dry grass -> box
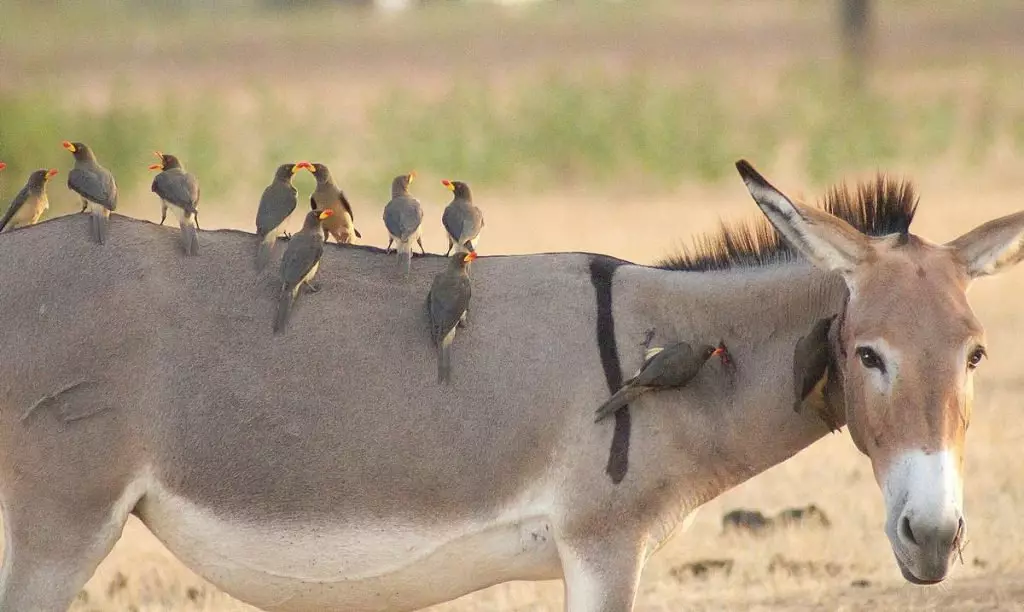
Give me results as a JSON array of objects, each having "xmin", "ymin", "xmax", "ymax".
[{"xmin": 3, "ymin": 1, "xmax": 1024, "ymax": 610}]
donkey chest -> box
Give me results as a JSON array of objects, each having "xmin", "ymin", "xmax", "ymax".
[{"xmin": 137, "ymin": 486, "xmax": 561, "ymax": 612}]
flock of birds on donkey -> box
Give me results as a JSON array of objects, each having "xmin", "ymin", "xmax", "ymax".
[{"xmin": 0, "ymin": 143, "xmax": 756, "ymax": 418}]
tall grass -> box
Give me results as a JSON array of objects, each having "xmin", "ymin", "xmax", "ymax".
[{"xmin": 1, "ymin": 66, "xmax": 1022, "ymax": 215}]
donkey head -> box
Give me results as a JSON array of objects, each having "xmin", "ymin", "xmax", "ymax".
[{"xmin": 737, "ymin": 160, "xmax": 1024, "ymax": 584}]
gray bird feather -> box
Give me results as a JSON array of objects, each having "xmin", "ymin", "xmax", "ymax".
[
  {"xmin": 442, "ymin": 199, "xmax": 484, "ymax": 245},
  {"xmin": 594, "ymin": 341, "xmax": 719, "ymax": 422},
  {"xmin": 256, "ymin": 182, "xmax": 298, "ymax": 238},
  {"xmin": 152, "ymin": 168, "xmax": 200, "ymax": 214},
  {"xmin": 429, "ymin": 255, "xmax": 473, "ymax": 383},
  {"xmin": 0, "ymin": 179, "xmax": 45, "ymax": 232},
  {"xmin": 383, "ymin": 195, "xmax": 424, "ymax": 241},
  {"xmin": 273, "ymin": 212, "xmax": 326, "ymax": 333},
  {"xmin": 792, "ymin": 315, "xmax": 837, "ymax": 412},
  {"xmin": 68, "ymin": 165, "xmax": 117, "ymax": 211}
]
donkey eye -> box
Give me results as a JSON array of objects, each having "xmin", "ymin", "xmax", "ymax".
[
  {"xmin": 855, "ymin": 346, "xmax": 885, "ymax": 372},
  {"xmin": 968, "ymin": 347, "xmax": 986, "ymax": 369}
]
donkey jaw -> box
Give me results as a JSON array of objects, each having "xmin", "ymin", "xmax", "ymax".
[{"xmin": 880, "ymin": 449, "xmax": 965, "ymax": 584}]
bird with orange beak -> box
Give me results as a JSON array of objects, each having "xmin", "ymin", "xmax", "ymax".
[
  {"xmin": 383, "ymin": 171, "xmax": 425, "ymax": 276},
  {"xmin": 306, "ymin": 162, "xmax": 361, "ymax": 245},
  {"xmin": 0, "ymin": 168, "xmax": 58, "ymax": 233},
  {"xmin": 63, "ymin": 141, "xmax": 117, "ymax": 244},
  {"xmin": 273, "ymin": 208, "xmax": 334, "ymax": 333},
  {"xmin": 255, "ymin": 162, "xmax": 310, "ymax": 271},
  {"xmin": 427, "ymin": 247, "xmax": 477, "ymax": 383},
  {"xmin": 594, "ymin": 341, "xmax": 725, "ymax": 422},
  {"xmin": 149, "ymin": 151, "xmax": 201, "ymax": 256},
  {"xmin": 441, "ymin": 179, "xmax": 484, "ymax": 256}
]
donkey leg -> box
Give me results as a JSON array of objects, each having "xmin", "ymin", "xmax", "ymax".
[
  {"xmin": 557, "ymin": 538, "xmax": 644, "ymax": 612},
  {"xmin": 0, "ymin": 494, "xmax": 138, "ymax": 611}
]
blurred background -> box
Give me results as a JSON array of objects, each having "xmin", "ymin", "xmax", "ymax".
[{"xmin": 3, "ymin": 1, "xmax": 1024, "ymax": 610}]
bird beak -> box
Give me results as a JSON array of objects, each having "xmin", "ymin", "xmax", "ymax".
[
  {"xmin": 408, "ymin": 170, "xmax": 416, "ymax": 183},
  {"xmin": 318, "ymin": 209, "xmax": 334, "ymax": 220},
  {"xmin": 295, "ymin": 161, "xmax": 313, "ymax": 174},
  {"xmin": 148, "ymin": 163, "xmax": 163, "ymax": 171},
  {"xmin": 0, "ymin": 162, "xmax": 6, "ymax": 171},
  {"xmin": 46, "ymin": 168, "xmax": 59, "ymax": 179},
  {"xmin": 62, "ymin": 141, "xmax": 76, "ymax": 153},
  {"xmin": 466, "ymin": 251, "xmax": 478, "ymax": 262},
  {"xmin": 442, "ymin": 179, "xmax": 455, "ymax": 192},
  {"xmin": 712, "ymin": 346, "xmax": 726, "ymax": 357}
]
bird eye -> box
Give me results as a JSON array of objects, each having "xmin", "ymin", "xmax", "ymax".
[
  {"xmin": 855, "ymin": 346, "xmax": 885, "ymax": 372},
  {"xmin": 968, "ymin": 346, "xmax": 986, "ymax": 370}
]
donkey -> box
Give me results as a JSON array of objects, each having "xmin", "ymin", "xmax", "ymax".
[{"xmin": 1, "ymin": 160, "xmax": 1023, "ymax": 611}]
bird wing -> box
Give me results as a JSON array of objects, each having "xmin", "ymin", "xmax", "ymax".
[
  {"xmin": 68, "ymin": 166, "xmax": 117, "ymax": 209},
  {"xmin": 443, "ymin": 200, "xmax": 483, "ymax": 242},
  {"xmin": 257, "ymin": 183, "xmax": 297, "ymax": 235},
  {"xmin": 337, "ymin": 190, "xmax": 355, "ymax": 221},
  {"xmin": 794, "ymin": 316, "xmax": 835, "ymax": 404},
  {"xmin": 280, "ymin": 230, "xmax": 324, "ymax": 287},
  {"xmin": 429, "ymin": 273, "xmax": 471, "ymax": 344},
  {"xmin": 152, "ymin": 169, "xmax": 199, "ymax": 212},
  {"xmin": 0, "ymin": 185, "xmax": 31, "ymax": 231},
  {"xmin": 635, "ymin": 342, "xmax": 697, "ymax": 387},
  {"xmin": 383, "ymin": 197, "xmax": 423, "ymax": 240}
]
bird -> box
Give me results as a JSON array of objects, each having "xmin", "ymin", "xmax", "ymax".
[
  {"xmin": 256, "ymin": 161, "xmax": 309, "ymax": 271},
  {"xmin": 273, "ymin": 208, "xmax": 333, "ymax": 334},
  {"xmin": 0, "ymin": 168, "xmax": 58, "ymax": 233},
  {"xmin": 792, "ymin": 315, "xmax": 842, "ymax": 433},
  {"xmin": 63, "ymin": 141, "xmax": 118, "ymax": 244},
  {"xmin": 428, "ymin": 250, "xmax": 476, "ymax": 384},
  {"xmin": 792, "ymin": 316, "xmax": 836, "ymax": 411},
  {"xmin": 383, "ymin": 172, "xmax": 425, "ymax": 276},
  {"xmin": 594, "ymin": 342, "xmax": 724, "ymax": 423},
  {"xmin": 149, "ymin": 152, "xmax": 201, "ymax": 255},
  {"xmin": 441, "ymin": 179, "xmax": 484, "ymax": 256},
  {"xmin": 307, "ymin": 162, "xmax": 361, "ymax": 244}
]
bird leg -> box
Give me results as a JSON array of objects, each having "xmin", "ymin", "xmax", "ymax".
[
  {"xmin": 160, "ymin": 203, "xmax": 167, "ymax": 226},
  {"xmin": 302, "ymin": 280, "xmax": 322, "ymax": 294},
  {"xmin": 445, "ymin": 237, "xmax": 453, "ymax": 256},
  {"xmin": 417, "ymin": 237, "xmax": 426, "ymax": 255},
  {"xmin": 385, "ymin": 238, "xmax": 394, "ymax": 254}
]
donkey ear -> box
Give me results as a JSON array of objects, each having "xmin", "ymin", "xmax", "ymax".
[
  {"xmin": 946, "ymin": 210, "xmax": 1024, "ymax": 279},
  {"xmin": 735, "ymin": 160, "xmax": 872, "ymax": 277}
]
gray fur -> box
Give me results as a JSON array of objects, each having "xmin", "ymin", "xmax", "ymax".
[{"xmin": 0, "ymin": 215, "xmax": 855, "ymax": 611}]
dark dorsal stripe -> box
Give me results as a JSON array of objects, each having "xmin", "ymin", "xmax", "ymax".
[{"xmin": 588, "ymin": 255, "xmax": 632, "ymax": 484}]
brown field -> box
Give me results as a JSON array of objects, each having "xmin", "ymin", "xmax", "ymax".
[{"xmin": 4, "ymin": 1, "xmax": 1024, "ymax": 610}]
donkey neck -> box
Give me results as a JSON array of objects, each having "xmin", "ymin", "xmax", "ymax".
[{"xmin": 618, "ymin": 261, "xmax": 850, "ymax": 505}]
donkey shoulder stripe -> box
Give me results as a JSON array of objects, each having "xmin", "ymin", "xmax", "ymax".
[{"xmin": 588, "ymin": 254, "xmax": 632, "ymax": 484}]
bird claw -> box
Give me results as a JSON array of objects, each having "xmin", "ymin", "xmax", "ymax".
[{"xmin": 304, "ymin": 282, "xmax": 322, "ymax": 294}]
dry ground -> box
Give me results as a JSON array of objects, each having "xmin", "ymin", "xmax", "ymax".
[{"xmin": 39, "ymin": 168, "xmax": 1024, "ymax": 611}]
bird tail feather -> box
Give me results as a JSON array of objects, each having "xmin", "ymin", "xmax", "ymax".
[
  {"xmin": 594, "ymin": 385, "xmax": 645, "ymax": 423},
  {"xmin": 256, "ymin": 234, "xmax": 276, "ymax": 271},
  {"xmin": 272, "ymin": 285, "xmax": 297, "ymax": 333},
  {"xmin": 89, "ymin": 205, "xmax": 108, "ymax": 245},
  {"xmin": 397, "ymin": 240, "xmax": 412, "ymax": 277},
  {"xmin": 437, "ymin": 332, "xmax": 455, "ymax": 384},
  {"xmin": 180, "ymin": 216, "xmax": 199, "ymax": 256}
]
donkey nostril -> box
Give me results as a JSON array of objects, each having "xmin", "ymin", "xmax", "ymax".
[{"xmin": 900, "ymin": 515, "xmax": 919, "ymax": 547}]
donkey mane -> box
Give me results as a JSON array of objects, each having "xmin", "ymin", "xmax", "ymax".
[{"xmin": 658, "ymin": 175, "xmax": 919, "ymax": 272}]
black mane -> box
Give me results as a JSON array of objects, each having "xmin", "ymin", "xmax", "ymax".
[{"xmin": 657, "ymin": 175, "xmax": 919, "ymax": 272}]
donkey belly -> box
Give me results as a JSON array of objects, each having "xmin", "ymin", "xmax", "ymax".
[{"xmin": 136, "ymin": 484, "xmax": 561, "ymax": 612}]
